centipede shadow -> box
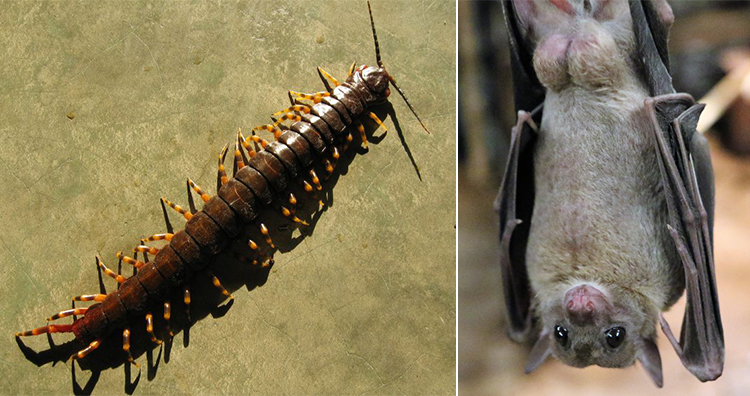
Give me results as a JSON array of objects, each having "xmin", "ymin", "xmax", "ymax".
[{"xmin": 15, "ymin": 104, "xmax": 416, "ymax": 396}]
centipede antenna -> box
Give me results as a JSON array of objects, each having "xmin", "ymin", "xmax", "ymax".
[
  {"xmin": 388, "ymin": 76, "xmax": 431, "ymax": 134},
  {"xmin": 367, "ymin": 1, "xmax": 383, "ymax": 68},
  {"xmin": 367, "ymin": 1, "xmax": 429, "ymax": 135}
]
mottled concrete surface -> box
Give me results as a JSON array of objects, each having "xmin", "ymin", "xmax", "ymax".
[{"xmin": 0, "ymin": 1, "xmax": 456, "ymax": 394}]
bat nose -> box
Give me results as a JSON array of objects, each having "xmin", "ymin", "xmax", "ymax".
[
  {"xmin": 564, "ymin": 284, "xmax": 608, "ymax": 322},
  {"xmin": 566, "ymin": 297, "xmax": 596, "ymax": 320}
]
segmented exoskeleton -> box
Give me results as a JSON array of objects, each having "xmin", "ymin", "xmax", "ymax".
[{"xmin": 15, "ymin": 1, "xmax": 428, "ymax": 372}]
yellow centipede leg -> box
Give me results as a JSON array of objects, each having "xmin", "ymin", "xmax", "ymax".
[
  {"xmin": 272, "ymin": 113, "xmax": 302, "ymax": 128},
  {"xmin": 208, "ymin": 271, "xmax": 234, "ymax": 301},
  {"xmin": 117, "ymin": 251, "xmax": 146, "ymax": 269},
  {"xmin": 217, "ymin": 143, "xmax": 229, "ymax": 192},
  {"xmin": 271, "ymin": 104, "xmax": 311, "ymax": 117},
  {"xmin": 252, "ymin": 124, "xmax": 284, "ymax": 141},
  {"xmin": 187, "ymin": 178, "xmax": 211, "ymax": 203},
  {"xmin": 161, "ymin": 197, "xmax": 193, "ymax": 221},
  {"xmin": 142, "ymin": 233, "xmax": 174, "ymax": 243},
  {"xmin": 145, "ymin": 313, "xmax": 161, "ymax": 345},
  {"xmin": 184, "ymin": 287, "xmax": 191, "ymax": 323},
  {"xmin": 97, "ymin": 256, "xmax": 126, "ymax": 284},
  {"xmin": 123, "ymin": 328, "xmax": 140, "ymax": 368},
  {"xmin": 309, "ymin": 169, "xmax": 323, "ymax": 191},
  {"xmin": 234, "ymin": 139, "xmax": 245, "ymax": 170},
  {"xmin": 72, "ymin": 294, "xmax": 107, "ymax": 303},
  {"xmin": 280, "ymin": 206, "xmax": 309, "ymax": 226},
  {"xmin": 368, "ymin": 112, "xmax": 388, "ymax": 133},
  {"xmin": 164, "ymin": 301, "xmax": 174, "ymax": 337},
  {"xmin": 47, "ymin": 308, "xmax": 88, "ymax": 322},
  {"xmin": 70, "ymin": 339, "xmax": 102, "ymax": 361},
  {"xmin": 288, "ymin": 193, "xmax": 298, "ymax": 213},
  {"xmin": 16, "ymin": 323, "xmax": 74, "ymax": 337},
  {"xmin": 357, "ymin": 122, "xmax": 369, "ymax": 149},
  {"xmin": 289, "ymin": 90, "xmax": 330, "ymax": 104},
  {"xmin": 260, "ymin": 223, "xmax": 275, "ymax": 248},
  {"xmin": 133, "ymin": 245, "xmax": 160, "ymax": 256},
  {"xmin": 238, "ymin": 130, "xmax": 256, "ymax": 158},
  {"xmin": 317, "ymin": 66, "xmax": 340, "ymax": 91}
]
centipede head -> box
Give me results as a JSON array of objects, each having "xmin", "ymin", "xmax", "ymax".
[{"xmin": 365, "ymin": 0, "xmax": 430, "ymax": 134}]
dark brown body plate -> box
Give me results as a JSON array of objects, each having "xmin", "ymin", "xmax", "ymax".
[
  {"xmin": 278, "ymin": 130, "xmax": 314, "ymax": 167},
  {"xmin": 291, "ymin": 121, "xmax": 327, "ymax": 156},
  {"xmin": 248, "ymin": 151, "xmax": 289, "ymax": 193},
  {"xmin": 266, "ymin": 141, "xmax": 301, "ymax": 179}
]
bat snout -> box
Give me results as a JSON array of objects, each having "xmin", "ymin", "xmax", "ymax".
[{"xmin": 564, "ymin": 284, "xmax": 609, "ymax": 322}]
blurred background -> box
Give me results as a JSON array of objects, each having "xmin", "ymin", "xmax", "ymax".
[{"xmin": 458, "ymin": 1, "xmax": 750, "ymax": 394}]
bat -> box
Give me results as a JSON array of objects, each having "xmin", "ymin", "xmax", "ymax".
[{"xmin": 495, "ymin": 0, "xmax": 724, "ymax": 387}]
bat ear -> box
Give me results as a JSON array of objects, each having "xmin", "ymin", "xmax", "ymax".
[
  {"xmin": 524, "ymin": 332, "xmax": 553, "ymax": 374},
  {"xmin": 637, "ymin": 337, "xmax": 664, "ymax": 388}
]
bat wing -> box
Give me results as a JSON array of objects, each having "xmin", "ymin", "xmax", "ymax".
[
  {"xmin": 496, "ymin": 0, "xmax": 546, "ymax": 343},
  {"xmin": 496, "ymin": 0, "xmax": 547, "ymax": 342},
  {"xmin": 495, "ymin": 107, "xmax": 540, "ymax": 342},
  {"xmin": 633, "ymin": 1, "xmax": 724, "ymax": 382}
]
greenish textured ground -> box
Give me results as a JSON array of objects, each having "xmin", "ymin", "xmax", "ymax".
[{"xmin": 0, "ymin": 1, "xmax": 455, "ymax": 394}]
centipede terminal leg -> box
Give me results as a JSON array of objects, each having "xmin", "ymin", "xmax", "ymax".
[{"xmin": 15, "ymin": 323, "xmax": 74, "ymax": 337}]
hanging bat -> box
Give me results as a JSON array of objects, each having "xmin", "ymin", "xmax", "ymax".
[{"xmin": 496, "ymin": 0, "xmax": 724, "ymax": 387}]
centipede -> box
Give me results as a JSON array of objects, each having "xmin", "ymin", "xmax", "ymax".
[{"xmin": 13, "ymin": 1, "xmax": 438, "ymax": 392}]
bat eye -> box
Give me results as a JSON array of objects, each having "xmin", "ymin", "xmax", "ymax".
[
  {"xmin": 554, "ymin": 325, "xmax": 569, "ymax": 347},
  {"xmin": 605, "ymin": 327, "xmax": 626, "ymax": 348}
]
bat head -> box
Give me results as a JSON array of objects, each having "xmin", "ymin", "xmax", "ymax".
[{"xmin": 527, "ymin": 283, "xmax": 664, "ymax": 387}]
